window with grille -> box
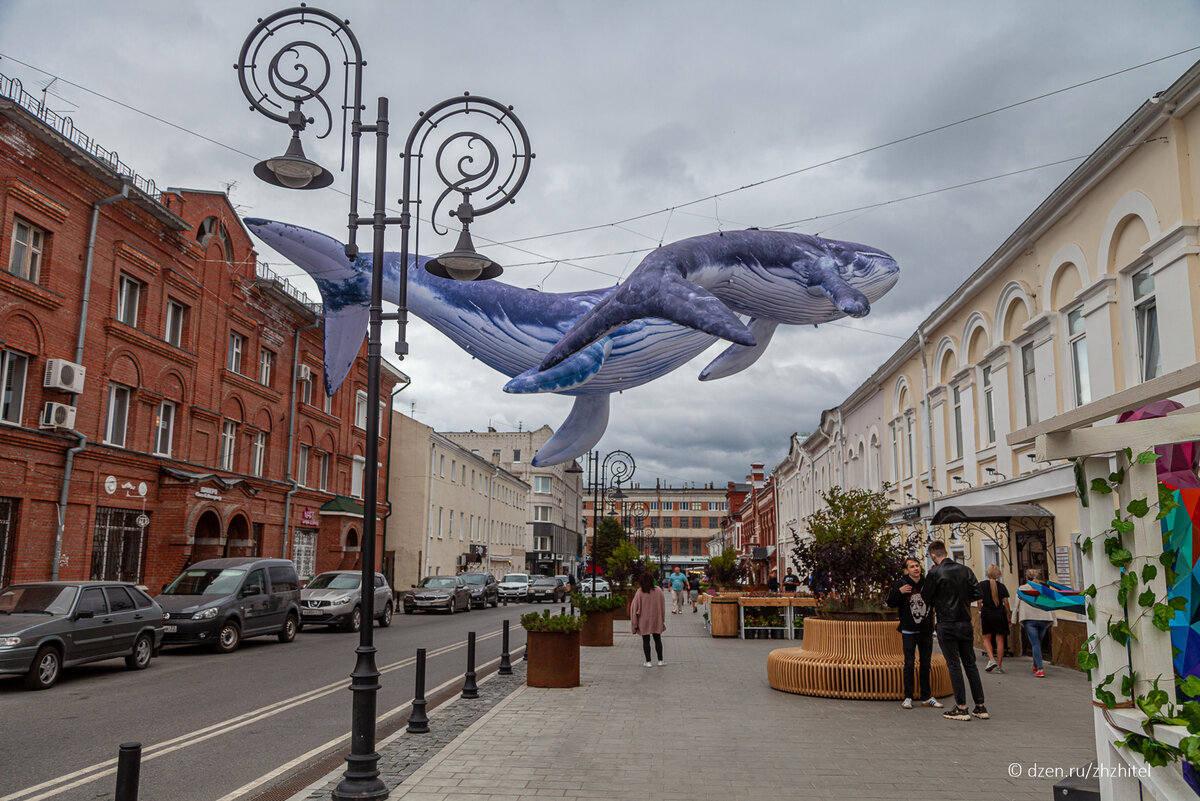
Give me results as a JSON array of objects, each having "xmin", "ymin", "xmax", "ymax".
[
  {"xmin": 91, "ymin": 507, "xmax": 145, "ymax": 583},
  {"xmin": 0, "ymin": 498, "xmax": 14, "ymax": 586},
  {"xmin": 293, "ymin": 529, "xmax": 317, "ymax": 579},
  {"xmin": 8, "ymin": 218, "xmax": 45, "ymax": 282}
]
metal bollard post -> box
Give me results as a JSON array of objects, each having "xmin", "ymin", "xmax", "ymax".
[
  {"xmin": 461, "ymin": 631, "xmax": 479, "ymax": 699},
  {"xmin": 407, "ymin": 648, "xmax": 430, "ymax": 733},
  {"xmin": 499, "ymin": 619, "xmax": 512, "ymax": 675},
  {"xmin": 114, "ymin": 742, "xmax": 141, "ymax": 801}
]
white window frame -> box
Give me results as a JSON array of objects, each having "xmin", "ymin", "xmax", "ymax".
[
  {"xmin": 153, "ymin": 400, "xmax": 175, "ymax": 457},
  {"xmin": 533, "ymin": 475, "xmax": 551, "ymax": 494},
  {"xmin": 323, "ymin": 385, "xmax": 332, "ymax": 414},
  {"xmin": 951, "ymin": 386, "xmax": 963, "ymax": 460},
  {"xmin": 165, "ymin": 299, "xmax": 185, "ymax": 347},
  {"xmin": 513, "ymin": 449, "xmax": 522, "ymax": 463},
  {"xmin": 9, "ymin": 218, "xmax": 45, "ymax": 282},
  {"xmin": 1067, "ymin": 307, "xmax": 1091, "ymax": 407},
  {"xmin": 981, "ymin": 366, "xmax": 996, "ymax": 446},
  {"xmin": 534, "ymin": 505, "xmax": 553, "ymax": 522},
  {"xmin": 258, "ymin": 349, "xmax": 274, "ymax": 386},
  {"xmin": 228, "ymin": 332, "xmax": 244, "ymax": 374},
  {"xmin": 903, "ymin": 415, "xmax": 914, "ymax": 479},
  {"xmin": 297, "ymin": 444, "xmax": 310, "ymax": 487},
  {"xmin": 117, "ymin": 274, "xmax": 141, "ymax": 327},
  {"xmin": 1021, "ymin": 342, "xmax": 1038, "ymax": 426},
  {"xmin": 319, "ymin": 453, "xmax": 329, "ymax": 491},
  {"xmin": 355, "ymin": 390, "xmax": 368, "ymax": 429},
  {"xmin": 1132, "ymin": 267, "xmax": 1161, "ymax": 382},
  {"xmin": 219, "ymin": 420, "xmax": 237, "ymax": 471},
  {"xmin": 351, "ymin": 455, "xmax": 365, "ymax": 499},
  {"xmin": 105, "ymin": 383, "xmax": 132, "ymax": 447},
  {"xmin": 299, "ymin": 371, "xmax": 313, "ymax": 405},
  {"xmin": 1, "ymin": 349, "xmax": 29, "ymax": 426},
  {"xmin": 251, "ymin": 431, "xmax": 266, "ymax": 477}
]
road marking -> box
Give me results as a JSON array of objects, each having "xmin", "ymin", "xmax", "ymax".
[{"xmin": 0, "ymin": 629, "xmax": 505, "ymax": 801}]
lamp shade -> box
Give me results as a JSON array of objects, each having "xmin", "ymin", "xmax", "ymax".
[
  {"xmin": 253, "ymin": 132, "xmax": 333, "ymax": 190},
  {"xmin": 425, "ymin": 225, "xmax": 502, "ymax": 281}
]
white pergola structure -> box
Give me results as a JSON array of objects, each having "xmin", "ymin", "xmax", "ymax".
[{"xmin": 1010, "ymin": 362, "xmax": 1200, "ymax": 800}]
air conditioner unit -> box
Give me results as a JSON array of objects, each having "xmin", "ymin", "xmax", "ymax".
[
  {"xmin": 44, "ymin": 359, "xmax": 86, "ymax": 394},
  {"xmin": 41, "ymin": 402, "xmax": 77, "ymax": 430},
  {"xmin": 296, "ymin": 364, "xmax": 312, "ymax": 382}
]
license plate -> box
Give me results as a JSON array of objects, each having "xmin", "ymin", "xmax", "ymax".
[
  {"xmin": 164, "ymin": 625, "xmax": 177, "ymax": 633},
  {"xmin": 302, "ymin": 610, "xmax": 320, "ymax": 616}
]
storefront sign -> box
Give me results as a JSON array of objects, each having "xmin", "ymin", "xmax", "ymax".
[
  {"xmin": 195, "ymin": 486, "xmax": 223, "ymax": 502},
  {"xmin": 1055, "ymin": 545, "xmax": 1071, "ymax": 582},
  {"xmin": 301, "ymin": 507, "xmax": 318, "ymax": 525}
]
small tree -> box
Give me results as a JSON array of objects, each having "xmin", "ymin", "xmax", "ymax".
[
  {"xmin": 593, "ymin": 517, "xmax": 626, "ymax": 571},
  {"xmin": 790, "ymin": 485, "xmax": 915, "ymax": 611},
  {"xmin": 706, "ymin": 547, "xmax": 747, "ymax": 589},
  {"xmin": 605, "ymin": 540, "xmax": 655, "ymax": 588}
]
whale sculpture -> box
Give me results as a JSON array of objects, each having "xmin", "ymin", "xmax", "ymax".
[{"xmin": 243, "ymin": 219, "xmax": 899, "ymax": 466}]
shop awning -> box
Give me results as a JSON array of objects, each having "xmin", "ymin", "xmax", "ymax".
[
  {"xmin": 320, "ymin": 495, "xmax": 364, "ymax": 517},
  {"xmin": 160, "ymin": 466, "xmax": 255, "ymax": 493},
  {"xmin": 930, "ymin": 504, "xmax": 1052, "ymax": 525}
]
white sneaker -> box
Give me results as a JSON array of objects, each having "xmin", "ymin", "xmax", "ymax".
[
  {"xmin": 657, "ymin": 660, "xmax": 667, "ymax": 666},
  {"xmin": 922, "ymin": 697, "xmax": 944, "ymax": 708},
  {"xmin": 985, "ymin": 659, "xmax": 997, "ymax": 673},
  {"xmin": 901, "ymin": 698, "xmax": 913, "ymax": 709},
  {"xmin": 643, "ymin": 661, "xmax": 652, "ymax": 668}
]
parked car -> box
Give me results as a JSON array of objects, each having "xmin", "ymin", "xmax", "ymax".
[
  {"xmin": 554, "ymin": 574, "xmax": 574, "ymax": 592},
  {"xmin": 300, "ymin": 571, "xmax": 393, "ymax": 631},
  {"xmin": 529, "ymin": 576, "xmax": 567, "ymax": 603},
  {"xmin": 402, "ymin": 576, "xmax": 471, "ymax": 614},
  {"xmin": 0, "ymin": 581, "xmax": 166, "ymax": 690},
  {"xmin": 156, "ymin": 558, "xmax": 301, "ymax": 653},
  {"xmin": 498, "ymin": 573, "xmax": 533, "ymax": 602},
  {"xmin": 577, "ymin": 577, "xmax": 611, "ymax": 597},
  {"xmin": 459, "ymin": 573, "xmax": 499, "ymax": 609}
]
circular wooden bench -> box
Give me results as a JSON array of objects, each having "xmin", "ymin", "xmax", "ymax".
[{"xmin": 767, "ymin": 617, "xmax": 953, "ymax": 700}]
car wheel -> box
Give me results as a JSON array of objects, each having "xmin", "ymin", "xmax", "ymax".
[
  {"xmin": 25, "ymin": 645, "xmax": 61, "ymax": 690},
  {"xmin": 346, "ymin": 607, "xmax": 363, "ymax": 632},
  {"xmin": 447, "ymin": 599, "xmax": 455, "ymax": 615},
  {"xmin": 125, "ymin": 633, "xmax": 154, "ymax": 670},
  {"xmin": 278, "ymin": 614, "xmax": 298, "ymax": 643},
  {"xmin": 215, "ymin": 620, "xmax": 241, "ymax": 653},
  {"xmin": 378, "ymin": 602, "xmax": 393, "ymax": 627}
]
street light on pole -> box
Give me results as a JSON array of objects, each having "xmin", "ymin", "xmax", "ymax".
[
  {"xmin": 236, "ymin": 8, "xmax": 532, "ymax": 800},
  {"xmin": 576, "ymin": 450, "xmax": 634, "ymax": 595}
]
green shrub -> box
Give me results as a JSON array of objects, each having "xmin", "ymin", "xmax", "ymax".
[
  {"xmin": 570, "ymin": 592, "xmax": 626, "ymax": 613},
  {"xmin": 520, "ymin": 609, "xmax": 586, "ymax": 633}
]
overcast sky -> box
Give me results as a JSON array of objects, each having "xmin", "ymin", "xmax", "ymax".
[{"xmin": 1, "ymin": 1, "xmax": 1197, "ymax": 487}]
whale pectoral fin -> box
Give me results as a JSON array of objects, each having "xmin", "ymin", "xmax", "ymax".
[
  {"xmin": 698, "ymin": 318, "xmax": 779, "ymax": 381},
  {"xmin": 540, "ymin": 265, "xmax": 753, "ymax": 370},
  {"xmin": 818, "ymin": 271, "xmax": 871, "ymax": 318},
  {"xmin": 321, "ymin": 304, "xmax": 370, "ymax": 396},
  {"xmin": 531, "ymin": 395, "xmax": 611, "ymax": 466},
  {"xmin": 504, "ymin": 337, "xmax": 612, "ymax": 394},
  {"xmin": 243, "ymin": 218, "xmax": 362, "ymax": 284}
]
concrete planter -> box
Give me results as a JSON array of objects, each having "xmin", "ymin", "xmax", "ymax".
[
  {"xmin": 526, "ymin": 630, "xmax": 581, "ymax": 688},
  {"xmin": 580, "ymin": 611, "xmax": 614, "ymax": 647}
]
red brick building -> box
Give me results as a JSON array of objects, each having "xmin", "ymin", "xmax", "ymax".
[
  {"xmin": 0, "ymin": 76, "xmax": 398, "ymax": 591},
  {"xmin": 722, "ymin": 464, "xmax": 776, "ymax": 584}
]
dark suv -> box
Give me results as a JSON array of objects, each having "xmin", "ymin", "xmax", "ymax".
[
  {"xmin": 459, "ymin": 573, "xmax": 499, "ymax": 609},
  {"xmin": 156, "ymin": 558, "xmax": 301, "ymax": 653}
]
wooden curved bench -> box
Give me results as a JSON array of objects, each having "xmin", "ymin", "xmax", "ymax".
[{"xmin": 767, "ymin": 618, "xmax": 952, "ymax": 700}]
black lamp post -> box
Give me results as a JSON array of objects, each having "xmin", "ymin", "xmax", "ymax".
[
  {"xmin": 236, "ymin": 8, "xmax": 532, "ymax": 800},
  {"xmin": 579, "ymin": 449, "xmax": 634, "ymax": 594}
]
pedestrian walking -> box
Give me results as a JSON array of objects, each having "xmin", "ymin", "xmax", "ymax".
[
  {"xmin": 630, "ymin": 571, "xmax": 666, "ymax": 667},
  {"xmin": 886, "ymin": 557, "xmax": 942, "ymax": 710},
  {"xmin": 978, "ymin": 564, "xmax": 1011, "ymax": 674},
  {"xmin": 766, "ymin": 572, "xmax": 779, "ymax": 593},
  {"xmin": 1012, "ymin": 568, "xmax": 1057, "ymax": 678},
  {"xmin": 667, "ymin": 566, "xmax": 688, "ymax": 614},
  {"xmin": 687, "ymin": 572, "xmax": 701, "ymax": 612},
  {"xmin": 923, "ymin": 540, "xmax": 988, "ymax": 721},
  {"xmin": 782, "ymin": 567, "xmax": 800, "ymax": 593}
]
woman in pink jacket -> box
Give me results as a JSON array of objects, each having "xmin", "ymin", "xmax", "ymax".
[{"xmin": 630, "ymin": 571, "xmax": 667, "ymax": 667}]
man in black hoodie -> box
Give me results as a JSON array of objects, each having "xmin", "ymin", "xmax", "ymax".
[
  {"xmin": 923, "ymin": 540, "xmax": 987, "ymax": 721},
  {"xmin": 886, "ymin": 556, "xmax": 941, "ymax": 710}
]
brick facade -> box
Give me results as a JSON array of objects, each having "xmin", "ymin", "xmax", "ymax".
[{"xmin": 0, "ymin": 91, "xmax": 396, "ymax": 591}]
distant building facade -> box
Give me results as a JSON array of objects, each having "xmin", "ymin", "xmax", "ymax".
[{"xmin": 586, "ymin": 481, "xmax": 727, "ymax": 572}]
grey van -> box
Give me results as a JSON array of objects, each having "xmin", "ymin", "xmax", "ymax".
[{"xmin": 156, "ymin": 558, "xmax": 301, "ymax": 653}]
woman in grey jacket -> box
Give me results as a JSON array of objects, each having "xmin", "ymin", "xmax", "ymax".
[{"xmin": 1011, "ymin": 568, "xmax": 1057, "ymax": 677}]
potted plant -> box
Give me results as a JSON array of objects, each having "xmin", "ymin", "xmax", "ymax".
[
  {"xmin": 605, "ymin": 540, "xmax": 657, "ymax": 620},
  {"xmin": 521, "ymin": 609, "xmax": 586, "ymax": 688},
  {"xmin": 572, "ymin": 592, "xmax": 625, "ymax": 647},
  {"xmin": 707, "ymin": 547, "xmax": 746, "ymax": 637}
]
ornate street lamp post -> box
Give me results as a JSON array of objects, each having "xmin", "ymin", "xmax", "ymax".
[
  {"xmin": 235, "ymin": 8, "xmax": 532, "ymax": 800},
  {"xmin": 579, "ymin": 449, "xmax": 634, "ymax": 594}
]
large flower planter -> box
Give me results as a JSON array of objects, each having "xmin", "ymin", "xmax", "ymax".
[
  {"xmin": 613, "ymin": 589, "xmax": 636, "ymax": 621},
  {"xmin": 526, "ymin": 629, "xmax": 581, "ymax": 688},
  {"xmin": 709, "ymin": 598, "xmax": 740, "ymax": 637},
  {"xmin": 580, "ymin": 610, "xmax": 614, "ymax": 647}
]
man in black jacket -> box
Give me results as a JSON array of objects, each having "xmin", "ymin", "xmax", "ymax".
[{"xmin": 923, "ymin": 540, "xmax": 987, "ymax": 721}]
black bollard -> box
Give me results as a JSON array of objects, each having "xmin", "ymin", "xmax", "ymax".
[
  {"xmin": 461, "ymin": 631, "xmax": 479, "ymax": 699},
  {"xmin": 407, "ymin": 648, "xmax": 430, "ymax": 733},
  {"xmin": 499, "ymin": 619, "xmax": 512, "ymax": 675},
  {"xmin": 114, "ymin": 742, "xmax": 141, "ymax": 801}
]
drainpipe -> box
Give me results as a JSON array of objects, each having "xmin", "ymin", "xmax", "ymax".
[
  {"xmin": 917, "ymin": 326, "xmax": 936, "ymax": 525},
  {"xmin": 425, "ymin": 441, "xmax": 436, "ymax": 577},
  {"xmin": 53, "ymin": 183, "xmax": 130, "ymax": 579},
  {"xmin": 836, "ymin": 408, "xmax": 846, "ymax": 488},
  {"xmin": 379, "ymin": 374, "xmax": 411, "ymax": 584},
  {"xmin": 282, "ymin": 320, "xmax": 320, "ymax": 559}
]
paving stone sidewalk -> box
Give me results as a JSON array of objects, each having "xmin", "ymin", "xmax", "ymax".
[{"xmin": 296, "ymin": 611, "xmax": 1097, "ymax": 801}]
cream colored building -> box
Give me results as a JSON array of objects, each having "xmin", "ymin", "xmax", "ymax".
[
  {"xmin": 441, "ymin": 427, "xmax": 585, "ymax": 577},
  {"xmin": 776, "ymin": 59, "xmax": 1200, "ymax": 666},
  {"xmin": 387, "ymin": 412, "xmax": 529, "ymax": 587}
]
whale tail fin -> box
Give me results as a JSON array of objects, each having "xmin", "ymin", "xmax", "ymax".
[
  {"xmin": 531, "ymin": 395, "xmax": 611, "ymax": 466},
  {"xmin": 243, "ymin": 218, "xmax": 371, "ymax": 395},
  {"xmin": 538, "ymin": 255, "xmax": 754, "ymax": 371}
]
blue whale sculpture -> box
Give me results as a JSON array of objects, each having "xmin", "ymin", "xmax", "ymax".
[{"xmin": 243, "ymin": 219, "xmax": 899, "ymax": 466}]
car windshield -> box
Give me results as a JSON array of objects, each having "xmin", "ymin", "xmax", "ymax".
[
  {"xmin": 502, "ymin": 574, "xmax": 529, "ymax": 583},
  {"xmin": 532, "ymin": 578, "xmax": 556, "ymax": 586},
  {"xmin": 162, "ymin": 568, "xmax": 246, "ymax": 596},
  {"xmin": 419, "ymin": 577, "xmax": 456, "ymax": 589},
  {"xmin": 306, "ymin": 573, "xmax": 360, "ymax": 590},
  {"xmin": 0, "ymin": 585, "xmax": 79, "ymax": 615},
  {"xmin": 460, "ymin": 575, "xmax": 487, "ymax": 585}
]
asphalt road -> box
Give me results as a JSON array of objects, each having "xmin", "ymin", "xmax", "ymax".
[{"xmin": 0, "ymin": 600, "xmax": 539, "ymax": 801}]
